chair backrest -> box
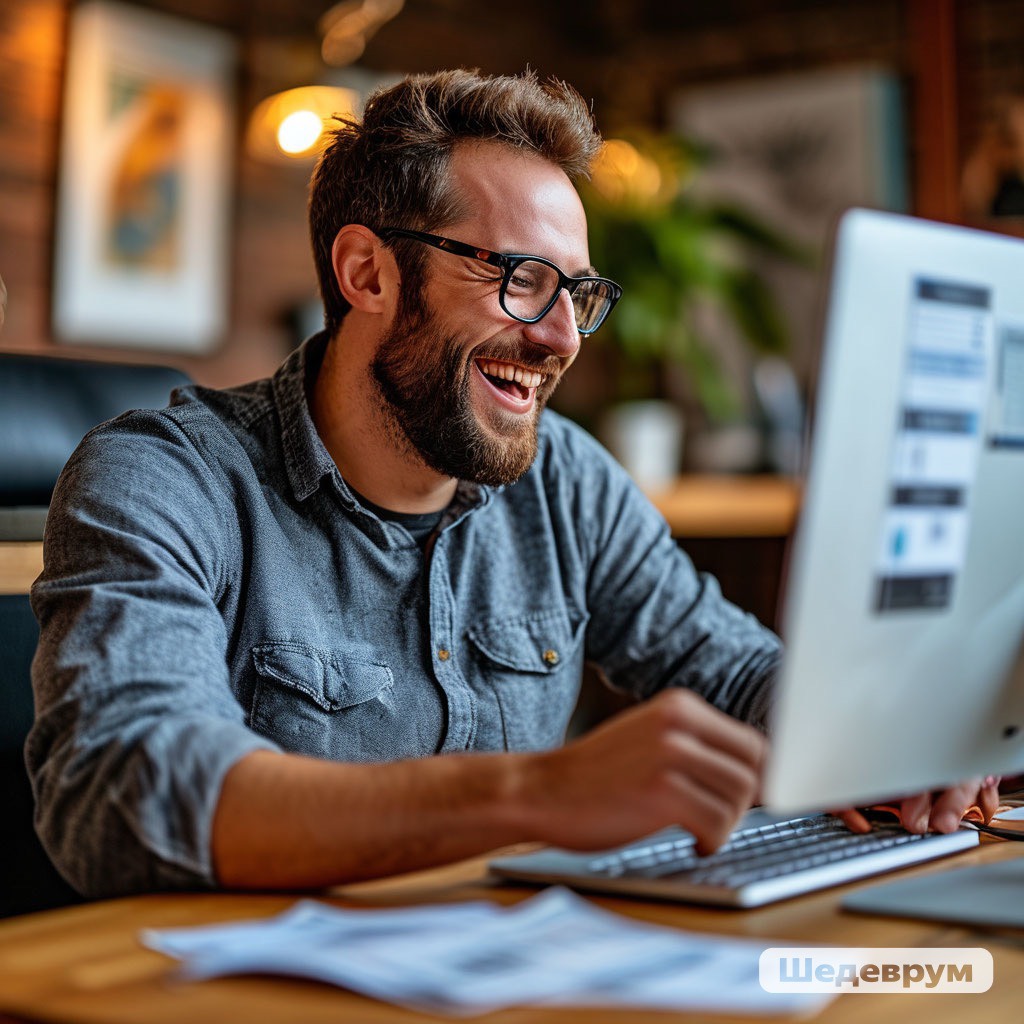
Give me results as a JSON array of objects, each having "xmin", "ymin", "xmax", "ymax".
[
  {"xmin": 0, "ymin": 352, "xmax": 191, "ymax": 530},
  {"xmin": 0, "ymin": 351, "xmax": 191, "ymax": 916},
  {"xmin": 0, "ymin": 594, "xmax": 81, "ymax": 917}
]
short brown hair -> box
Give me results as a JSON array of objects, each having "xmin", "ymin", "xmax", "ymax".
[{"xmin": 308, "ymin": 68, "xmax": 602, "ymax": 336}]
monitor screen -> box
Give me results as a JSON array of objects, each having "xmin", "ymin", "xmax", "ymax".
[{"xmin": 765, "ymin": 208, "xmax": 1024, "ymax": 813}]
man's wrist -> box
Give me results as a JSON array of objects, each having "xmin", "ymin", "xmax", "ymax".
[{"xmin": 486, "ymin": 748, "xmax": 558, "ymax": 846}]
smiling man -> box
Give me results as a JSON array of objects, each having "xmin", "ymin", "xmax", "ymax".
[{"xmin": 29, "ymin": 70, "xmax": 966, "ymax": 899}]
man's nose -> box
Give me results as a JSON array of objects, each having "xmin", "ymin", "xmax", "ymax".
[{"xmin": 522, "ymin": 289, "xmax": 580, "ymax": 359}]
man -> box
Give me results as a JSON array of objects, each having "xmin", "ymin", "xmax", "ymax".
[{"xmin": 28, "ymin": 71, "xmax": 995, "ymax": 897}]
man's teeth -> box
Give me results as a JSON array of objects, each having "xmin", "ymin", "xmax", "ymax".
[{"xmin": 477, "ymin": 359, "xmax": 544, "ymax": 389}]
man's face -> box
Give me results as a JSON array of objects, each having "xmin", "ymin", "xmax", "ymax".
[{"xmin": 370, "ymin": 143, "xmax": 589, "ymax": 486}]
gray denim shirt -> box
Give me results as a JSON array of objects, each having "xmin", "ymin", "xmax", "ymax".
[{"xmin": 27, "ymin": 333, "xmax": 781, "ymax": 897}]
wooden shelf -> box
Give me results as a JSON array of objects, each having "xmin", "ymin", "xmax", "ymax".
[
  {"xmin": 0, "ymin": 541, "xmax": 43, "ymax": 595},
  {"xmin": 648, "ymin": 474, "xmax": 800, "ymax": 539}
]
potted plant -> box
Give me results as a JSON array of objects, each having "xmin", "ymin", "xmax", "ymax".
[{"xmin": 577, "ymin": 134, "xmax": 810, "ymax": 484}]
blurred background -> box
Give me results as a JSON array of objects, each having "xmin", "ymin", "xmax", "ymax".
[{"xmin": 1, "ymin": 0, "xmax": 1022, "ymax": 479}]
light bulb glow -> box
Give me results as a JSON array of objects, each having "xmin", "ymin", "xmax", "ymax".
[
  {"xmin": 277, "ymin": 110, "xmax": 324, "ymax": 154},
  {"xmin": 590, "ymin": 138, "xmax": 676, "ymax": 205},
  {"xmin": 248, "ymin": 86, "xmax": 359, "ymax": 163}
]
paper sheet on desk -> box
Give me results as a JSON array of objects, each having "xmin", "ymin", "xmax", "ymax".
[{"xmin": 142, "ymin": 887, "xmax": 831, "ymax": 1017}]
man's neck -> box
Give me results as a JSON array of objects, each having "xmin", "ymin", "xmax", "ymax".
[{"xmin": 310, "ymin": 326, "xmax": 458, "ymax": 514}]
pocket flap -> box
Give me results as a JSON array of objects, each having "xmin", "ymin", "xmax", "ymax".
[
  {"xmin": 251, "ymin": 642, "xmax": 393, "ymax": 711},
  {"xmin": 467, "ymin": 611, "xmax": 585, "ymax": 674}
]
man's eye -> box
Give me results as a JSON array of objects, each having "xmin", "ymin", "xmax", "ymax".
[{"xmin": 508, "ymin": 270, "xmax": 539, "ymax": 292}]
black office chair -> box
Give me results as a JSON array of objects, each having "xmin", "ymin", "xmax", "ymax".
[{"xmin": 0, "ymin": 351, "xmax": 191, "ymax": 917}]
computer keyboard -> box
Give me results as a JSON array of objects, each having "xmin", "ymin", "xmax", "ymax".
[{"xmin": 489, "ymin": 812, "xmax": 980, "ymax": 908}]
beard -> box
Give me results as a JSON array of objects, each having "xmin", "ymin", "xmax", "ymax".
[{"xmin": 370, "ymin": 297, "xmax": 564, "ymax": 486}]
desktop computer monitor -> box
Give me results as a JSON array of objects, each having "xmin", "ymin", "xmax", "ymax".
[{"xmin": 765, "ymin": 208, "xmax": 1024, "ymax": 814}]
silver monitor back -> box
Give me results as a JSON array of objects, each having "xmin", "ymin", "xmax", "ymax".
[{"xmin": 765, "ymin": 208, "xmax": 1024, "ymax": 813}]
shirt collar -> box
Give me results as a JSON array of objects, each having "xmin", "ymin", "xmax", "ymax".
[{"xmin": 272, "ymin": 331, "xmax": 338, "ymax": 503}]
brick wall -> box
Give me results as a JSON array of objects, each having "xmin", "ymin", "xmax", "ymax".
[{"xmin": 0, "ymin": 0, "xmax": 1017, "ymax": 388}]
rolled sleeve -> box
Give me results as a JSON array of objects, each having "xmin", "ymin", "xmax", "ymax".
[{"xmin": 26, "ymin": 413, "xmax": 280, "ymax": 897}]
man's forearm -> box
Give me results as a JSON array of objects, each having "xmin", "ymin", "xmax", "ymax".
[
  {"xmin": 211, "ymin": 748, "xmax": 539, "ymax": 888},
  {"xmin": 211, "ymin": 689, "xmax": 767, "ymax": 890}
]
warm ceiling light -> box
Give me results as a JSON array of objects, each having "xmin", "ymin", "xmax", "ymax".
[
  {"xmin": 247, "ymin": 85, "xmax": 360, "ymax": 162},
  {"xmin": 278, "ymin": 110, "xmax": 325, "ymax": 154}
]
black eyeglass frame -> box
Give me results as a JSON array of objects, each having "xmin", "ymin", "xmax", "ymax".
[{"xmin": 378, "ymin": 227, "xmax": 622, "ymax": 336}]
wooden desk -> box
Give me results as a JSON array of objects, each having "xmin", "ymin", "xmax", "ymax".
[{"xmin": 1, "ymin": 843, "xmax": 1021, "ymax": 1024}]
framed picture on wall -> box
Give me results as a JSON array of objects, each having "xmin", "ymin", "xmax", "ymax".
[
  {"xmin": 670, "ymin": 67, "xmax": 908, "ymax": 391},
  {"xmin": 52, "ymin": 1, "xmax": 236, "ymax": 353}
]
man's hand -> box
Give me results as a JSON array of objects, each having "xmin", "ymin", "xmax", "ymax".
[
  {"xmin": 836, "ymin": 776, "xmax": 1002, "ymax": 835},
  {"xmin": 522, "ymin": 689, "xmax": 766, "ymax": 856}
]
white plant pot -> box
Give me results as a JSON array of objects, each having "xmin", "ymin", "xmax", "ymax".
[{"xmin": 599, "ymin": 400, "xmax": 684, "ymax": 491}]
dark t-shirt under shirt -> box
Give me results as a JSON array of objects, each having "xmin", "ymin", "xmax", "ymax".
[{"xmin": 349, "ymin": 487, "xmax": 444, "ymax": 548}]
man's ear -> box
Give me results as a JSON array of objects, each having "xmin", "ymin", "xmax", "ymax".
[{"xmin": 330, "ymin": 225, "xmax": 397, "ymax": 314}]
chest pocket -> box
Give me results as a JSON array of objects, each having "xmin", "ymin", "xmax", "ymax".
[
  {"xmin": 250, "ymin": 641, "xmax": 410, "ymax": 762},
  {"xmin": 466, "ymin": 609, "xmax": 587, "ymax": 752}
]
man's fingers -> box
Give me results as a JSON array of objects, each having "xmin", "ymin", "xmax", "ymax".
[
  {"xmin": 653, "ymin": 690, "xmax": 766, "ymax": 813},
  {"xmin": 638, "ymin": 694, "xmax": 764, "ymax": 846},
  {"xmin": 656, "ymin": 689, "xmax": 767, "ymax": 771},
  {"xmin": 978, "ymin": 780, "xmax": 1001, "ymax": 823},
  {"xmin": 928, "ymin": 779, "xmax": 982, "ymax": 833},
  {"xmin": 667, "ymin": 772, "xmax": 748, "ymax": 854},
  {"xmin": 833, "ymin": 808, "xmax": 872, "ymax": 834},
  {"xmin": 899, "ymin": 791, "xmax": 934, "ymax": 834},
  {"xmin": 664, "ymin": 730, "xmax": 762, "ymax": 808}
]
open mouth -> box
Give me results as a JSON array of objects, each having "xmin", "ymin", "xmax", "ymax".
[{"xmin": 474, "ymin": 358, "xmax": 547, "ymax": 407}]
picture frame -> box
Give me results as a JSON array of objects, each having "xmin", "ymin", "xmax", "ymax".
[
  {"xmin": 671, "ymin": 67, "xmax": 908, "ymax": 245},
  {"xmin": 670, "ymin": 67, "xmax": 908, "ymax": 386},
  {"xmin": 52, "ymin": 1, "xmax": 237, "ymax": 353}
]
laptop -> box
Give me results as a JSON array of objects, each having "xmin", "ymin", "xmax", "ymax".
[{"xmin": 491, "ymin": 209, "xmax": 1024, "ymax": 907}]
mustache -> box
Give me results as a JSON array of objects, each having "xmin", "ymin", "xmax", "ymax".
[{"xmin": 470, "ymin": 339, "xmax": 565, "ymax": 377}]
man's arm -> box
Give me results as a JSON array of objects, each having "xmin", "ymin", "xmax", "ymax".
[
  {"xmin": 28, "ymin": 411, "xmax": 281, "ymax": 897},
  {"xmin": 213, "ymin": 688, "xmax": 765, "ymax": 888}
]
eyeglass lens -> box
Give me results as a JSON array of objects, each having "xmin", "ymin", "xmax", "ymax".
[{"xmin": 504, "ymin": 259, "xmax": 614, "ymax": 333}]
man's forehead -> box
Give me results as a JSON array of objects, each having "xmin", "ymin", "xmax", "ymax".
[
  {"xmin": 447, "ymin": 142, "xmax": 589, "ymax": 264},
  {"xmin": 449, "ymin": 141, "xmax": 580, "ymax": 218}
]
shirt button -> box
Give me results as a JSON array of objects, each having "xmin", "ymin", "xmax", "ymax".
[
  {"xmin": 437, "ymin": 648, "xmax": 450, "ymax": 661},
  {"xmin": 543, "ymin": 649, "xmax": 559, "ymax": 666}
]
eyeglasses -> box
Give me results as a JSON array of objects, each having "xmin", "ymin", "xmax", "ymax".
[{"xmin": 378, "ymin": 228, "xmax": 622, "ymax": 336}]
